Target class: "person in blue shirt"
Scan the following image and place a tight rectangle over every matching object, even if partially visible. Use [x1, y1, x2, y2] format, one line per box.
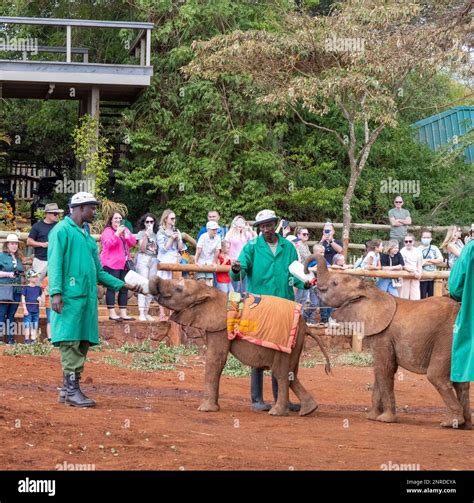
[21, 269, 42, 344]
[196, 210, 228, 241]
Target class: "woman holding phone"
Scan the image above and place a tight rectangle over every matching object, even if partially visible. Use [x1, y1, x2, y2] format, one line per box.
[136, 213, 158, 321]
[100, 212, 137, 321]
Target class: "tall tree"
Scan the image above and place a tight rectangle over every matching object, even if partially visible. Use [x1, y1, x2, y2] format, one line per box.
[184, 0, 473, 254]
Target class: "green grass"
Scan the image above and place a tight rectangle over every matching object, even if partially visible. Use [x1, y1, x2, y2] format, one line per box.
[102, 342, 199, 372]
[3, 342, 53, 357]
[333, 352, 373, 367]
[222, 354, 252, 377]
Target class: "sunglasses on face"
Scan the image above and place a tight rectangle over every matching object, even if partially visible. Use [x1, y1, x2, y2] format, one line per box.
[301, 233, 309, 236]
[404, 240, 412, 243]
[145, 220, 154, 224]
[395, 201, 403, 204]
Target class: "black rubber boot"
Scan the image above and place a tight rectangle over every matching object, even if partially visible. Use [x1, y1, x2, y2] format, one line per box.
[272, 374, 301, 412]
[58, 374, 66, 404]
[250, 368, 271, 411]
[65, 372, 96, 407]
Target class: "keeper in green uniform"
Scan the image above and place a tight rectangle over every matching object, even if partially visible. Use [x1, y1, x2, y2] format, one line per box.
[448, 240, 474, 383]
[48, 192, 141, 407]
[230, 209, 312, 412]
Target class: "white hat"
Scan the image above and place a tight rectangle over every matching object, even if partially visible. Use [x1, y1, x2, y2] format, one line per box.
[5, 233, 19, 243]
[69, 192, 99, 208]
[206, 221, 219, 230]
[254, 209, 278, 226]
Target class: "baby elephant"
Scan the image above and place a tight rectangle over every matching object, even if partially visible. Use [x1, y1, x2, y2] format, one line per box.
[305, 253, 471, 429]
[149, 276, 330, 416]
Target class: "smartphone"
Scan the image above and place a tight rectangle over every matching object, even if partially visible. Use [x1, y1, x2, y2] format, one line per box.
[281, 219, 289, 229]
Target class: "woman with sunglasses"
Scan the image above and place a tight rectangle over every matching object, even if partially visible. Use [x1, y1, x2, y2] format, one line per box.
[136, 213, 158, 321]
[400, 233, 423, 300]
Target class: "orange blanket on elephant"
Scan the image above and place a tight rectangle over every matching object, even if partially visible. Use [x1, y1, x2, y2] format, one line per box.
[227, 293, 301, 353]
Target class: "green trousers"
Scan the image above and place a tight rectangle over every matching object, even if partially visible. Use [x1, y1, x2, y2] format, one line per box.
[59, 341, 90, 374]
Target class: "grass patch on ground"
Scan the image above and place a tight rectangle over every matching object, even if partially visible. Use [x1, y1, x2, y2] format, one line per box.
[3, 342, 53, 357]
[333, 352, 373, 367]
[102, 342, 199, 372]
[222, 354, 252, 377]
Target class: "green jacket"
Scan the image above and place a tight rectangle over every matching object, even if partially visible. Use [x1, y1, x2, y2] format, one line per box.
[0, 252, 24, 295]
[48, 216, 125, 345]
[229, 234, 305, 300]
[448, 240, 474, 382]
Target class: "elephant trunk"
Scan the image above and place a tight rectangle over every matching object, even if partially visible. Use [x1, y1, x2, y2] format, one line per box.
[148, 276, 162, 296]
[303, 253, 329, 285]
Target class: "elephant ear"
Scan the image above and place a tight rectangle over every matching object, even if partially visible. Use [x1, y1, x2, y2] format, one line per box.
[331, 286, 397, 336]
[170, 290, 227, 333]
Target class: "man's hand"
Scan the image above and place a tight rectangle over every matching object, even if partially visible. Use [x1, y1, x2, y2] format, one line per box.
[125, 283, 143, 294]
[42, 242, 48, 248]
[231, 260, 241, 273]
[51, 294, 63, 314]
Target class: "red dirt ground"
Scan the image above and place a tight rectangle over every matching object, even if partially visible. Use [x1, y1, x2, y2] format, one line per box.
[0, 346, 472, 471]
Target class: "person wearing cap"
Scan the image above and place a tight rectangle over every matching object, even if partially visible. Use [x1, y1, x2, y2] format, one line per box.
[48, 192, 141, 407]
[196, 210, 228, 241]
[27, 202, 64, 281]
[21, 269, 42, 344]
[230, 209, 310, 412]
[0, 234, 24, 344]
[195, 220, 222, 287]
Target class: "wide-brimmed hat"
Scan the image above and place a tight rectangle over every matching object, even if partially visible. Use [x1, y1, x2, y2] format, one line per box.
[254, 209, 278, 226]
[25, 269, 40, 279]
[69, 192, 99, 208]
[44, 203, 64, 214]
[206, 221, 219, 230]
[5, 233, 19, 243]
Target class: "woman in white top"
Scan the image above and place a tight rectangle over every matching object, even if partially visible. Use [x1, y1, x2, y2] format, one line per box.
[360, 239, 383, 270]
[400, 233, 423, 300]
[195, 221, 221, 287]
[136, 213, 158, 321]
[441, 225, 464, 269]
[156, 209, 184, 320]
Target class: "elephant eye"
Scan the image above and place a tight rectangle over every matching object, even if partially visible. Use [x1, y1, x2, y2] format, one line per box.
[331, 280, 338, 286]
[176, 286, 184, 293]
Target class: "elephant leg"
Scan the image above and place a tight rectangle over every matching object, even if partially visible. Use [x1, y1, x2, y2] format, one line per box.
[427, 367, 465, 428]
[198, 334, 230, 412]
[289, 377, 318, 417]
[453, 382, 472, 430]
[372, 347, 398, 423]
[367, 380, 384, 421]
[268, 369, 289, 416]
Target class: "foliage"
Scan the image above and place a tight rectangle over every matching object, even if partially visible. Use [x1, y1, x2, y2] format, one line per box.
[222, 354, 251, 377]
[0, 0, 472, 242]
[71, 114, 113, 198]
[0, 198, 15, 230]
[4, 341, 54, 357]
[333, 351, 374, 367]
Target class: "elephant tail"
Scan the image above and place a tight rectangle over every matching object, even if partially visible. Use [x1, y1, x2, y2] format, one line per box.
[306, 331, 332, 375]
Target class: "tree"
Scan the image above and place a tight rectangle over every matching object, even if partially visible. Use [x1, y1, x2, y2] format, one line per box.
[184, 0, 473, 254]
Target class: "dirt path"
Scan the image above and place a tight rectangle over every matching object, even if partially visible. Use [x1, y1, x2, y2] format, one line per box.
[0, 347, 472, 471]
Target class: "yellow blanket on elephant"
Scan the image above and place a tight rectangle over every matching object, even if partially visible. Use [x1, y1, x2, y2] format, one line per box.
[227, 293, 301, 353]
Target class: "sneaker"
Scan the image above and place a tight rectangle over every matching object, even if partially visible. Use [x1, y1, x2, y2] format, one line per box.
[145, 314, 156, 321]
[139, 315, 147, 321]
[306, 322, 317, 327]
